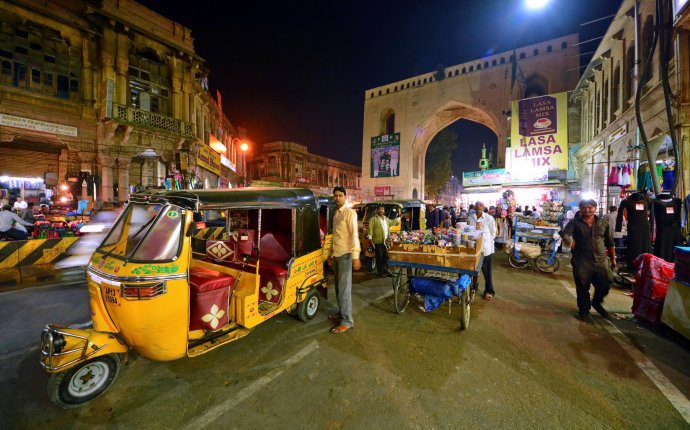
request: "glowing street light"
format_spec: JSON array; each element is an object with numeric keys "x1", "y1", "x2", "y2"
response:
[
  {"x1": 525, "y1": 0, "x2": 549, "y2": 9},
  {"x1": 240, "y1": 141, "x2": 250, "y2": 187}
]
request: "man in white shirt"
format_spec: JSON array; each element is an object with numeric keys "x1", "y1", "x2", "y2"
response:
[
  {"x1": 327, "y1": 186, "x2": 361, "y2": 334},
  {"x1": 13, "y1": 197, "x2": 27, "y2": 213},
  {"x1": 468, "y1": 201, "x2": 497, "y2": 300},
  {"x1": 0, "y1": 204, "x2": 33, "y2": 240}
]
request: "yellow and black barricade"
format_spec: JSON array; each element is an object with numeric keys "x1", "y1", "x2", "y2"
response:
[{"x1": 0, "y1": 237, "x2": 79, "y2": 270}]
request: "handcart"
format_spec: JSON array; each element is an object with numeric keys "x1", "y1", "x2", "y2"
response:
[
  {"x1": 508, "y1": 215, "x2": 561, "y2": 273},
  {"x1": 387, "y1": 238, "x2": 484, "y2": 330}
]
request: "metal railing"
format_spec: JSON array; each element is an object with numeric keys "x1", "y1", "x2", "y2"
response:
[{"x1": 113, "y1": 104, "x2": 194, "y2": 137}]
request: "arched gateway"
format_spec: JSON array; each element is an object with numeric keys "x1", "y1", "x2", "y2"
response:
[{"x1": 360, "y1": 34, "x2": 581, "y2": 201}]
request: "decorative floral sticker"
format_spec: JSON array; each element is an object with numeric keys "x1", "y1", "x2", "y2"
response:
[
  {"x1": 261, "y1": 282, "x2": 279, "y2": 301},
  {"x1": 131, "y1": 264, "x2": 180, "y2": 275},
  {"x1": 201, "y1": 304, "x2": 225, "y2": 330},
  {"x1": 167, "y1": 210, "x2": 179, "y2": 219}
]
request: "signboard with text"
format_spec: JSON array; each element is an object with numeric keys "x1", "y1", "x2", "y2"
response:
[
  {"x1": 462, "y1": 169, "x2": 508, "y2": 187},
  {"x1": 374, "y1": 186, "x2": 391, "y2": 196},
  {"x1": 370, "y1": 133, "x2": 400, "y2": 178},
  {"x1": 0, "y1": 114, "x2": 77, "y2": 137},
  {"x1": 197, "y1": 144, "x2": 221, "y2": 176},
  {"x1": 508, "y1": 92, "x2": 568, "y2": 174}
]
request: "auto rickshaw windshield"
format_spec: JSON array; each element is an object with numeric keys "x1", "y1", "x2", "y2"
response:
[{"x1": 98, "y1": 203, "x2": 183, "y2": 262}]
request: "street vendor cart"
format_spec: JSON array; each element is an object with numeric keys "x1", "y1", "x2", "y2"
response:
[
  {"x1": 507, "y1": 214, "x2": 561, "y2": 273},
  {"x1": 387, "y1": 234, "x2": 484, "y2": 330}
]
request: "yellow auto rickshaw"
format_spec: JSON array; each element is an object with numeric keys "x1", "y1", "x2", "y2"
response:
[
  {"x1": 360, "y1": 199, "x2": 426, "y2": 272},
  {"x1": 40, "y1": 188, "x2": 327, "y2": 408}
]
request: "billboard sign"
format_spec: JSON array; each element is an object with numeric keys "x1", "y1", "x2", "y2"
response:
[
  {"x1": 370, "y1": 133, "x2": 400, "y2": 178},
  {"x1": 462, "y1": 169, "x2": 508, "y2": 187},
  {"x1": 507, "y1": 92, "x2": 568, "y2": 182}
]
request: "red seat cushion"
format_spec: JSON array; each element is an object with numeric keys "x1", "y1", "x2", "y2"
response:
[
  {"x1": 189, "y1": 267, "x2": 236, "y2": 293},
  {"x1": 189, "y1": 267, "x2": 234, "y2": 331},
  {"x1": 259, "y1": 260, "x2": 288, "y2": 278},
  {"x1": 259, "y1": 232, "x2": 291, "y2": 261}
]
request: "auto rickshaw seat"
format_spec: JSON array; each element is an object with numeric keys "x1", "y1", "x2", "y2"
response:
[
  {"x1": 188, "y1": 267, "x2": 235, "y2": 331},
  {"x1": 189, "y1": 267, "x2": 236, "y2": 293}
]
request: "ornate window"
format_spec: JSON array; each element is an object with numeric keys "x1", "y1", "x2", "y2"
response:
[
  {"x1": 128, "y1": 51, "x2": 170, "y2": 115},
  {"x1": 0, "y1": 20, "x2": 80, "y2": 100}
]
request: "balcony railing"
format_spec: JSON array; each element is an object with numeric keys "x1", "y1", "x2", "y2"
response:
[{"x1": 113, "y1": 104, "x2": 194, "y2": 137}]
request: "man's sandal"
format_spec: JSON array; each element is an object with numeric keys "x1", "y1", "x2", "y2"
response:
[
  {"x1": 330, "y1": 325, "x2": 353, "y2": 334},
  {"x1": 328, "y1": 313, "x2": 341, "y2": 322}
]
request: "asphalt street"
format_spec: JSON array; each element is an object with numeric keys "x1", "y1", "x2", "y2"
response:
[{"x1": 1, "y1": 254, "x2": 689, "y2": 429}]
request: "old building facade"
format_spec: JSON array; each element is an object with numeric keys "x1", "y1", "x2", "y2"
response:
[
  {"x1": 0, "y1": 0, "x2": 242, "y2": 206},
  {"x1": 249, "y1": 141, "x2": 362, "y2": 201},
  {"x1": 571, "y1": 0, "x2": 684, "y2": 209}
]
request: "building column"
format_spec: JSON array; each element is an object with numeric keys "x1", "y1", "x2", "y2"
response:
[
  {"x1": 117, "y1": 156, "x2": 131, "y2": 203},
  {"x1": 182, "y1": 82, "x2": 192, "y2": 123},
  {"x1": 78, "y1": 152, "x2": 96, "y2": 201},
  {"x1": 115, "y1": 56, "x2": 129, "y2": 107},
  {"x1": 98, "y1": 154, "x2": 115, "y2": 203}
]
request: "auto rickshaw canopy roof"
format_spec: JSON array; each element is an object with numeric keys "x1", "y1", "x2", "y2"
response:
[{"x1": 131, "y1": 188, "x2": 320, "y2": 211}]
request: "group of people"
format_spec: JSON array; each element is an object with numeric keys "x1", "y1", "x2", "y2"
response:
[
  {"x1": 0, "y1": 197, "x2": 37, "y2": 240},
  {"x1": 325, "y1": 187, "x2": 616, "y2": 336}
]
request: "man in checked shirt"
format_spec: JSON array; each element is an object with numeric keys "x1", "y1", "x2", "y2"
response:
[{"x1": 327, "y1": 186, "x2": 361, "y2": 334}]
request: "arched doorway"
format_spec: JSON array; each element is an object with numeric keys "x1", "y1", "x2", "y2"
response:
[{"x1": 424, "y1": 119, "x2": 498, "y2": 203}]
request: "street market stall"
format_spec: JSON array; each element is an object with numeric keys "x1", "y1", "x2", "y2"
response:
[
  {"x1": 506, "y1": 214, "x2": 561, "y2": 273},
  {"x1": 387, "y1": 227, "x2": 484, "y2": 329}
]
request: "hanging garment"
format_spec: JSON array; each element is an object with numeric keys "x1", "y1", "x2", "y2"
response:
[
  {"x1": 662, "y1": 169, "x2": 675, "y2": 191},
  {"x1": 651, "y1": 196, "x2": 682, "y2": 262},
  {"x1": 628, "y1": 163, "x2": 636, "y2": 190},
  {"x1": 637, "y1": 163, "x2": 652, "y2": 191},
  {"x1": 616, "y1": 193, "x2": 652, "y2": 271},
  {"x1": 620, "y1": 164, "x2": 631, "y2": 188},
  {"x1": 608, "y1": 166, "x2": 619, "y2": 186}
]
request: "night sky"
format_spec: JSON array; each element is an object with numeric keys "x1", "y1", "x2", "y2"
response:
[{"x1": 136, "y1": 0, "x2": 622, "y2": 175}]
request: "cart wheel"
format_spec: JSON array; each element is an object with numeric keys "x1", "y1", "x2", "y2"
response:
[
  {"x1": 48, "y1": 353, "x2": 120, "y2": 409},
  {"x1": 392, "y1": 269, "x2": 410, "y2": 313},
  {"x1": 535, "y1": 255, "x2": 560, "y2": 273},
  {"x1": 460, "y1": 287, "x2": 471, "y2": 330},
  {"x1": 297, "y1": 288, "x2": 320, "y2": 322},
  {"x1": 508, "y1": 251, "x2": 530, "y2": 269}
]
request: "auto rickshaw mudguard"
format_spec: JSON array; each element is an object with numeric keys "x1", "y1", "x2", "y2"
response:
[{"x1": 40, "y1": 325, "x2": 129, "y2": 374}]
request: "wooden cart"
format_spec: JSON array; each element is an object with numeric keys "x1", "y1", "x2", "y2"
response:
[{"x1": 387, "y1": 237, "x2": 484, "y2": 329}]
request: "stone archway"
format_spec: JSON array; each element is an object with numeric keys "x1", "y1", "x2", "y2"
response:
[
  {"x1": 360, "y1": 34, "x2": 581, "y2": 201},
  {"x1": 413, "y1": 101, "x2": 501, "y2": 198}
]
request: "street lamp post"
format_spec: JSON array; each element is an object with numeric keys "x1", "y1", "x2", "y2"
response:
[{"x1": 240, "y1": 142, "x2": 249, "y2": 187}]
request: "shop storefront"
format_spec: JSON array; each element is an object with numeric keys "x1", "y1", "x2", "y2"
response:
[{"x1": 197, "y1": 144, "x2": 221, "y2": 189}]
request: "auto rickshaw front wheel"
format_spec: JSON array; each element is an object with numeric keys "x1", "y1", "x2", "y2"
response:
[
  {"x1": 297, "y1": 288, "x2": 321, "y2": 322},
  {"x1": 48, "y1": 353, "x2": 121, "y2": 408}
]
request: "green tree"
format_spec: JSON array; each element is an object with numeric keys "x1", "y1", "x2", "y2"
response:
[{"x1": 425, "y1": 129, "x2": 458, "y2": 201}]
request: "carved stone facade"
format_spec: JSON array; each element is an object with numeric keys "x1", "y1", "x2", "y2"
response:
[
  {"x1": 360, "y1": 35, "x2": 580, "y2": 201},
  {"x1": 249, "y1": 141, "x2": 362, "y2": 201},
  {"x1": 0, "y1": 0, "x2": 242, "y2": 204}
]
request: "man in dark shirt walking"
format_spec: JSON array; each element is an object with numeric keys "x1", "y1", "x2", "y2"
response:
[{"x1": 561, "y1": 199, "x2": 616, "y2": 320}]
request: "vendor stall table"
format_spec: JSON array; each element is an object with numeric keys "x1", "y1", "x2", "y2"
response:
[{"x1": 388, "y1": 237, "x2": 483, "y2": 330}]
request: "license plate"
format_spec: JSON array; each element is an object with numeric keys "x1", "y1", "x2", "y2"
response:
[{"x1": 103, "y1": 285, "x2": 121, "y2": 306}]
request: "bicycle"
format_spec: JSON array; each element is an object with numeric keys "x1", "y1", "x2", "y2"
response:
[{"x1": 505, "y1": 232, "x2": 561, "y2": 273}]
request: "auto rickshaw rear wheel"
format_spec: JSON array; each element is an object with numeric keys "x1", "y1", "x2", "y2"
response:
[
  {"x1": 48, "y1": 353, "x2": 121, "y2": 408},
  {"x1": 297, "y1": 288, "x2": 320, "y2": 322}
]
